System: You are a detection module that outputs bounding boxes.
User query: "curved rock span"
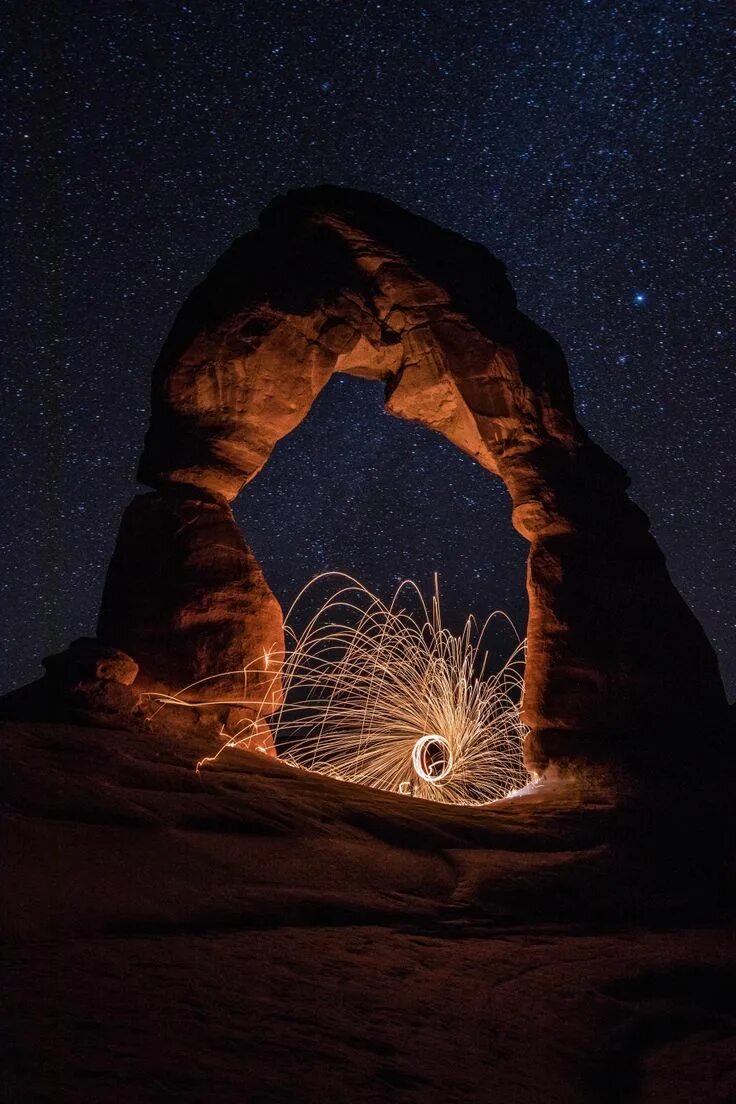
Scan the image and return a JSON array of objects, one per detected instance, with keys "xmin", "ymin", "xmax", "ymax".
[{"xmin": 96, "ymin": 186, "xmax": 727, "ymax": 781}]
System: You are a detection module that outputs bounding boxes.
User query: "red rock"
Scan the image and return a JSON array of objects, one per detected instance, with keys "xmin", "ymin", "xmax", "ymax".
[
  {"xmin": 97, "ymin": 489, "xmax": 283, "ymax": 733},
  {"xmin": 43, "ymin": 637, "xmax": 139, "ymax": 686},
  {"xmin": 97, "ymin": 186, "xmax": 727, "ymax": 779}
]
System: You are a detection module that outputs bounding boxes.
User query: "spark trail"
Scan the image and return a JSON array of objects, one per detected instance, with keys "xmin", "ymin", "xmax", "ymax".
[{"xmin": 152, "ymin": 573, "xmax": 529, "ymax": 805}]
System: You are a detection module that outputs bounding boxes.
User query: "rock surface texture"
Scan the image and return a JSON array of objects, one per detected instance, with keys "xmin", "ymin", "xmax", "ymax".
[
  {"xmin": 3, "ymin": 720, "xmax": 736, "ymax": 1103},
  {"xmin": 95, "ymin": 186, "xmax": 727, "ymax": 783}
]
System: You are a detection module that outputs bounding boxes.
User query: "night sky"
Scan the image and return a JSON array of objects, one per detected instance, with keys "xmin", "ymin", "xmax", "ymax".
[{"xmin": 2, "ymin": 1, "xmax": 734, "ymax": 697}]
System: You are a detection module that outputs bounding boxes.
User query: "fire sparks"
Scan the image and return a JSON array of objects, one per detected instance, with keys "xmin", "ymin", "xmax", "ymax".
[{"xmin": 153, "ymin": 573, "xmax": 529, "ymax": 805}]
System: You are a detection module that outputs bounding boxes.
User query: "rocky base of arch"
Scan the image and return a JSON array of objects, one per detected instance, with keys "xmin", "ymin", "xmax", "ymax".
[
  {"xmin": 96, "ymin": 488, "xmax": 283, "ymax": 704},
  {"xmin": 0, "ymin": 487, "xmax": 284, "ymax": 750}
]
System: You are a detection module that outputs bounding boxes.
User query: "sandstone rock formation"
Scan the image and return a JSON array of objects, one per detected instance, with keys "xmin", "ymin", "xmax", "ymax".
[
  {"xmin": 95, "ymin": 487, "xmax": 283, "ymax": 748},
  {"xmin": 3, "ymin": 189, "xmax": 732, "ymax": 1104},
  {"xmin": 92, "ymin": 186, "xmax": 727, "ymax": 780}
]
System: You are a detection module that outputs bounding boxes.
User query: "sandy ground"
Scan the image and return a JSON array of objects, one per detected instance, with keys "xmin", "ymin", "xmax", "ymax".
[{"xmin": 2, "ymin": 720, "xmax": 735, "ymax": 1103}]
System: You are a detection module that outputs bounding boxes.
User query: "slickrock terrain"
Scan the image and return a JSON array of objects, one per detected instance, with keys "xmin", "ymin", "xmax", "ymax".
[{"xmin": 3, "ymin": 720, "xmax": 735, "ymax": 1103}]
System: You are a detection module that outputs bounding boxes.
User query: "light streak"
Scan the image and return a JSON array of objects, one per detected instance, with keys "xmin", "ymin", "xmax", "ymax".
[
  {"xmin": 411, "ymin": 734, "xmax": 453, "ymax": 783},
  {"xmin": 150, "ymin": 572, "xmax": 529, "ymax": 805}
]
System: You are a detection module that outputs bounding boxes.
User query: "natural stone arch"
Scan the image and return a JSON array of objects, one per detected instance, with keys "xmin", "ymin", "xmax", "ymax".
[{"xmin": 98, "ymin": 186, "xmax": 727, "ymax": 780}]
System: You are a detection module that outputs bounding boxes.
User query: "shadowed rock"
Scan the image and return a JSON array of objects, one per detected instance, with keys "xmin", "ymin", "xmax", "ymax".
[{"xmin": 3, "ymin": 716, "xmax": 735, "ymax": 1103}]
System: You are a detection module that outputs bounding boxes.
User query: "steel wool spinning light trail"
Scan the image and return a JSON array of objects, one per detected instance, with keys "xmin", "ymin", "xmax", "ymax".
[
  {"xmin": 152, "ymin": 573, "xmax": 529, "ymax": 805},
  {"xmin": 275, "ymin": 574, "xmax": 528, "ymax": 804}
]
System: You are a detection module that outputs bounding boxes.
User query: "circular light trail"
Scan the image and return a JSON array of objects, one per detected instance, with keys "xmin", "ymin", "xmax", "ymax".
[{"xmin": 412, "ymin": 734, "xmax": 453, "ymax": 784}]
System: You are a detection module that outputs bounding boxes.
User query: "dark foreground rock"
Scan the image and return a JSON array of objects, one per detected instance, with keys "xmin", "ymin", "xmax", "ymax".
[{"xmin": 3, "ymin": 720, "xmax": 735, "ymax": 1103}]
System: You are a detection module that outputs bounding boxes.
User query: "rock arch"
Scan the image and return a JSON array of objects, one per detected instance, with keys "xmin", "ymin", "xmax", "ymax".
[{"xmin": 98, "ymin": 186, "xmax": 727, "ymax": 780}]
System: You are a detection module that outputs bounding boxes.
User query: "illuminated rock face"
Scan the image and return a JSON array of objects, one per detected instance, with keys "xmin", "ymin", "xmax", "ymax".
[
  {"xmin": 99, "ymin": 186, "xmax": 727, "ymax": 777},
  {"xmin": 95, "ymin": 490, "xmax": 282, "ymax": 747}
]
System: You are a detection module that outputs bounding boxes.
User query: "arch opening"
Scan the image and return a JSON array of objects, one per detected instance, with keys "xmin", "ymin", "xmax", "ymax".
[{"xmin": 235, "ymin": 371, "xmax": 528, "ymax": 651}]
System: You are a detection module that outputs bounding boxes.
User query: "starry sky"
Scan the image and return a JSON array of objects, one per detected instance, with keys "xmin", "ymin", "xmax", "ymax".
[{"xmin": 2, "ymin": 0, "xmax": 734, "ymax": 696}]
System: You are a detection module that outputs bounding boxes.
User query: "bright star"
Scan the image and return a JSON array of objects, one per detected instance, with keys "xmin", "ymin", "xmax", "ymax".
[{"xmin": 633, "ymin": 291, "xmax": 647, "ymax": 305}]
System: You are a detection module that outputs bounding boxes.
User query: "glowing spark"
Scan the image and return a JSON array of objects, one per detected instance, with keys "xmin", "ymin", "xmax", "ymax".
[
  {"xmin": 195, "ymin": 724, "xmax": 236, "ymax": 775},
  {"xmin": 153, "ymin": 573, "xmax": 529, "ymax": 805},
  {"xmin": 275, "ymin": 573, "xmax": 529, "ymax": 804}
]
